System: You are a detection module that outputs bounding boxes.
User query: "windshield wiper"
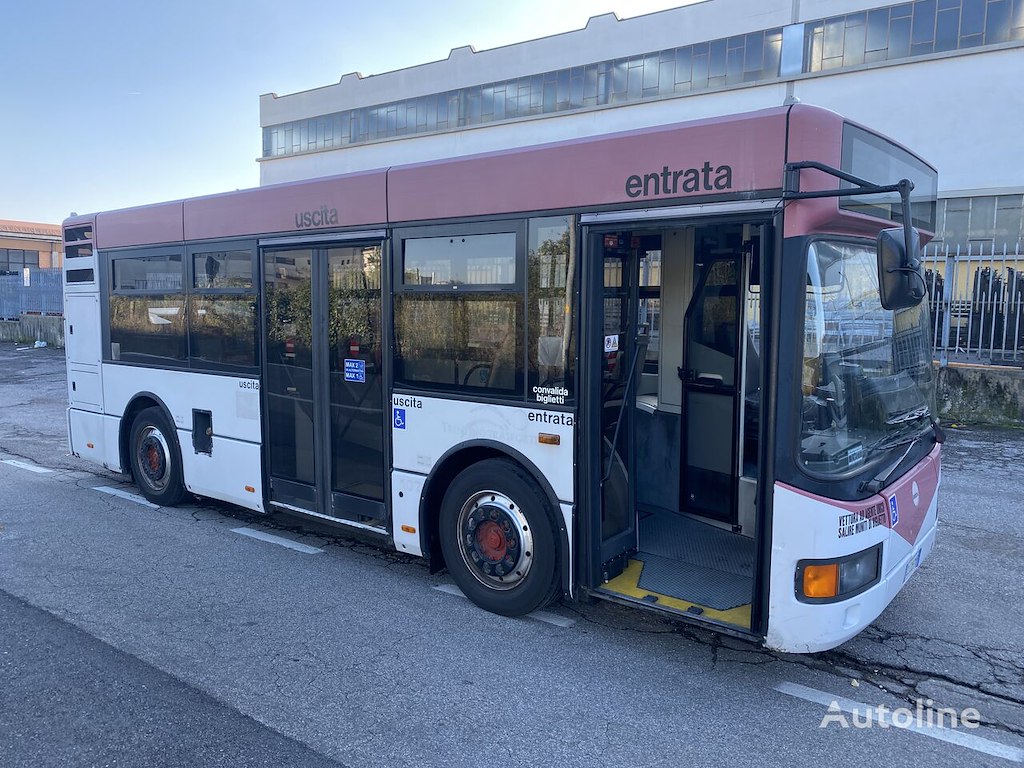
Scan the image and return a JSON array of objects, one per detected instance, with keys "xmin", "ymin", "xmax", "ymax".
[
  {"xmin": 886, "ymin": 405, "xmax": 930, "ymax": 426},
  {"xmin": 859, "ymin": 418, "xmax": 944, "ymax": 494}
]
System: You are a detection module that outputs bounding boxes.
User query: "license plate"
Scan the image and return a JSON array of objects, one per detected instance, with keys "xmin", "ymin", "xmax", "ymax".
[{"xmin": 903, "ymin": 548, "xmax": 923, "ymax": 583}]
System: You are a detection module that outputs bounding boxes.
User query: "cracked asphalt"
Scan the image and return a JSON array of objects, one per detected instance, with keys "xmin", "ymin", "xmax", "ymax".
[{"xmin": 1, "ymin": 343, "xmax": 1022, "ymax": 767}]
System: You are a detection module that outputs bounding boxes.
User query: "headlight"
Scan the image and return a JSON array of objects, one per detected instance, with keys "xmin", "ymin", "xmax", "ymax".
[{"xmin": 796, "ymin": 544, "xmax": 882, "ymax": 602}]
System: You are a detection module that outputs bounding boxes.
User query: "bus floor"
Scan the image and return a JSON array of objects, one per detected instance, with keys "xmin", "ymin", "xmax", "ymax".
[{"xmin": 599, "ymin": 510, "xmax": 754, "ymax": 630}]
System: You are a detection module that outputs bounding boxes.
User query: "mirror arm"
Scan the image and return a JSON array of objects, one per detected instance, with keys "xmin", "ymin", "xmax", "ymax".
[
  {"xmin": 783, "ymin": 161, "xmax": 915, "ymax": 213},
  {"xmin": 897, "ymin": 177, "xmax": 916, "ymax": 269}
]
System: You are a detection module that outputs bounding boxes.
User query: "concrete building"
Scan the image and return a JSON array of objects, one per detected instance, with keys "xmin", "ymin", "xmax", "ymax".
[
  {"xmin": 0, "ymin": 220, "xmax": 63, "ymax": 274},
  {"xmin": 258, "ymin": 0, "xmax": 1024, "ymax": 250}
]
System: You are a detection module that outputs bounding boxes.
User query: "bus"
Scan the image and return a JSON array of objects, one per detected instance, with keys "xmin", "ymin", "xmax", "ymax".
[{"xmin": 62, "ymin": 104, "xmax": 941, "ymax": 653}]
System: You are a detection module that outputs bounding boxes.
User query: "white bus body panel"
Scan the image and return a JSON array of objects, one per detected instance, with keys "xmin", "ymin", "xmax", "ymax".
[
  {"xmin": 390, "ymin": 395, "xmax": 575, "ymax": 564},
  {"xmin": 390, "ymin": 396, "xmax": 575, "ymax": 503},
  {"xmin": 392, "ymin": 470, "xmax": 427, "ymax": 556},
  {"xmin": 67, "ymin": 408, "xmax": 108, "ymax": 466},
  {"xmin": 179, "ymin": 433, "xmax": 265, "ymax": 512},
  {"xmin": 766, "ymin": 446, "xmax": 941, "ymax": 653},
  {"xmin": 65, "ymin": 295, "xmax": 102, "ymax": 366},
  {"xmin": 101, "ymin": 365, "xmax": 261, "ymax": 443},
  {"xmin": 66, "ymin": 367, "xmax": 103, "ymax": 410},
  {"xmin": 69, "ymin": 365, "xmax": 266, "ymax": 511},
  {"xmin": 65, "ymin": 295, "xmax": 103, "ymax": 414}
]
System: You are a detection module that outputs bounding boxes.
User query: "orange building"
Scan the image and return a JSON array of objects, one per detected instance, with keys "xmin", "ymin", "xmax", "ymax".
[{"xmin": 0, "ymin": 219, "xmax": 63, "ymax": 274}]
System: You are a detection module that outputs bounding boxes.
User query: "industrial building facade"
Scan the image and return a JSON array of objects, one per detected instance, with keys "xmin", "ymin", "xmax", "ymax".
[
  {"xmin": 258, "ymin": 0, "xmax": 1024, "ymax": 251},
  {"xmin": 0, "ymin": 220, "xmax": 63, "ymax": 274}
]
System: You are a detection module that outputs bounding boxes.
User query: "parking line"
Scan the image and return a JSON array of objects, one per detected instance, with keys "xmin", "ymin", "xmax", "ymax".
[
  {"xmin": 432, "ymin": 584, "xmax": 575, "ymax": 627},
  {"xmin": 92, "ymin": 486, "xmax": 159, "ymax": 509},
  {"xmin": 1, "ymin": 459, "xmax": 54, "ymax": 474},
  {"xmin": 530, "ymin": 610, "xmax": 576, "ymax": 628},
  {"xmin": 434, "ymin": 584, "xmax": 465, "ymax": 598},
  {"xmin": 776, "ymin": 681, "xmax": 1024, "ymax": 763},
  {"xmin": 231, "ymin": 527, "xmax": 323, "ymax": 554}
]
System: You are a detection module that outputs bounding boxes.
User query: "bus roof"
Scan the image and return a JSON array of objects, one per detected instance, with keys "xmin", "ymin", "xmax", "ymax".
[{"xmin": 65, "ymin": 104, "xmax": 933, "ymax": 249}]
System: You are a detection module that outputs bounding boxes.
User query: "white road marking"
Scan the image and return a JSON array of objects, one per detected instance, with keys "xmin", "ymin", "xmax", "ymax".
[
  {"xmin": 231, "ymin": 527, "xmax": 323, "ymax": 554},
  {"xmin": 92, "ymin": 486, "xmax": 159, "ymax": 509},
  {"xmin": 530, "ymin": 610, "xmax": 576, "ymax": 628},
  {"xmin": 434, "ymin": 584, "xmax": 465, "ymax": 598},
  {"xmin": 432, "ymin": 584, "xmax": 575, "ymax": 627},
  {"xmin": 1, "ymin": 459, "xmax": 54, "ymax": 474},
  {"xmin": 776, "ymin": 681, "xmax": 1024, "ymax": 763}
]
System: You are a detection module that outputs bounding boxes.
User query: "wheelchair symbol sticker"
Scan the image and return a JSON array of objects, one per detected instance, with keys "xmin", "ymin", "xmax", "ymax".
[
  {"xmin": 888, "ymin": 495, "xmax": 899, "ymax": 527},
  {"xmin": 393, "ymin": 408, "xmax": 406, "ymax": 430}
]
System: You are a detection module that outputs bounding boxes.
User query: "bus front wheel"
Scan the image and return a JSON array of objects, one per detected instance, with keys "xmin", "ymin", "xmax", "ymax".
[
  {"xmin": 439, "ymin": 459, "xmax": 560, "ymax": 616},
  {"xmin": 129, "ymin": 407, "xmax": 188, "ymax": 507}
]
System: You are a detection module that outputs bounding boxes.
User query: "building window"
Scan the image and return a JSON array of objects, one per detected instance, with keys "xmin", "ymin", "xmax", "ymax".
[
  {"xmin": 261, "ymin": 27, "xmax": 783, "ymax": 158},
  {"xmin": 0, "ymin": 249, "xmax": 40, "ymax": 275},
  {"xmin": 261, "ymin": 0, "xmax": 1021, "ymax": 160},
  {"xmin": 805, "ymin": 0, "xmax": 1024, "ymax": 72},
  {"xmin": 931, "ymin": 194, "xmax": 1024, "ymax": 251}
]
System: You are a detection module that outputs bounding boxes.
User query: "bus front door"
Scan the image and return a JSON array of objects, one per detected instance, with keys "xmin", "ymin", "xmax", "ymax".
[
  {"xmin": 262, "ymin": 242, "xmax": 386, "ymax": 527},
  {"xmin": 594, "ymin": 231, "xmax": 640, "ymax": 580}
]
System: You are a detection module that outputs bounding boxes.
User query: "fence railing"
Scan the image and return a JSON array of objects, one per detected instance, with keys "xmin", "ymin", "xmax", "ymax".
[
  {"xmin": 923, "ymin": 243, "xmax": 1024, "ymax": 366},
  {"xmin": 0, "ymin": 269, "xmax": 64, "ymax": 320}
]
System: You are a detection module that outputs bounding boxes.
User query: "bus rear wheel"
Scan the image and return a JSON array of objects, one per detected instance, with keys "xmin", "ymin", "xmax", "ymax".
[
  {"xmin": 129, "ymin": 407, "xmax": 187, "ymax": 506},
  {"xmin": 439, "ymin": 459, "xmax": 560, "ymax": 616}
]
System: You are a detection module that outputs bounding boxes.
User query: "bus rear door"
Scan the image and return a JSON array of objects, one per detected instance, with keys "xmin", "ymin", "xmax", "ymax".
[{"xmin": 261, "ymin": 237, "xmax": 388, "ymax": 528}]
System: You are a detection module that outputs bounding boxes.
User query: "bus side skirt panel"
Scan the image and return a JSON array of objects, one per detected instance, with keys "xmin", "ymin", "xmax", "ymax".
[{"xmin": 178, "ymin": 431, "xmax": 265, "ymax": 513}]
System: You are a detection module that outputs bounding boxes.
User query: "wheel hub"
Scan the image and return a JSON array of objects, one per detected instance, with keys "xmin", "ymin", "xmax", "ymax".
[
  {"xmin": 136, "ymin": 427, "xmax": 170, "ymax": 490},
  {"xmin": 458, "ymin": 491, "xmax": 534, "ymax": 590}
]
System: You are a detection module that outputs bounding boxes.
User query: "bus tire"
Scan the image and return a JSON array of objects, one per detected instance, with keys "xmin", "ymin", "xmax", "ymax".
[
  {"xmin": 439, "ymin": 458, "xmax": 560, "ymax": 616},
  {"xmin": 129, "ymin": 407, "xmax": 188, "ymax": 506}
]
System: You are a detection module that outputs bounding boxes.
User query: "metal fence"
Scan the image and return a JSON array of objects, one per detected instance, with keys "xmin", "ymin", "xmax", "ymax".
[
  {"xmin": 923, "ymin": 243, "xmax": 1024, "ymax": 366},
  {"xmin": 0, "ymin": 269, "xmax": 64, "ymax": 320}
]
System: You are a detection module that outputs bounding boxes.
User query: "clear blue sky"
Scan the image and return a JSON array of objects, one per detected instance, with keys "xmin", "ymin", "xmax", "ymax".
[{"xmin": 1, "ymin": 0, "xmax": 690, "ymax": 225}]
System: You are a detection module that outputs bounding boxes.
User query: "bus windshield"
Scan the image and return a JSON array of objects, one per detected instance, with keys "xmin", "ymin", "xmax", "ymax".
[{"xmin": 800, "ymin": 239, "xmax": 936, "ymax": 478}]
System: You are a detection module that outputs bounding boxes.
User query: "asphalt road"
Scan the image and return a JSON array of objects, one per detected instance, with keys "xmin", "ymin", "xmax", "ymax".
[{"xmin": 1, "ymin": 343, "xmax": 1022, "ymax": 767}]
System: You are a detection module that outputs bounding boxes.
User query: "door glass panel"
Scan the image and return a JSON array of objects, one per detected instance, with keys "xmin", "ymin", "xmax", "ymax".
[
  {"xmin": 682, "ymin": 256, "xmax": 740, "ymax": 522},
  {"xmin": 264, "ymin": 249, "xmax": 315, "ymax": 486},
  {"xmin": 328, "ymin": 246, "xmax": 384, "ymax": 501},
  {"xmin": 686, "ymin": 259, "xmax": 738, "ymax": 386},
  {"xmin": 600, "ymin": 240, "xmax": 633, "ymax": 549}
]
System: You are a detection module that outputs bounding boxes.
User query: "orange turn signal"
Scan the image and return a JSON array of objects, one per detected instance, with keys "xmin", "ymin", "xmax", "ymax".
[
  {"xmin": 244, "ymin": 485, "xmax": 255, "ymax": 493},
  {"xmin": 401, "ymin": 524, "xmax": 416, "ymax": 534},
  {"xmin": 538, "ymin": 433, "xmax": 561, "ymax": 445},
  {"xmin": 802, "ymin": 563, "xmax": 839, "ymax": 599}
]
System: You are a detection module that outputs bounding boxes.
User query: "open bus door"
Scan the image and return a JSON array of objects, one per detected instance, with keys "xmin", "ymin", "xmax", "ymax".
[
  {"xmin": 591, "ymin": 230, "xmax": 640, "ymax": 580},
  {"xmin": 584, "ymin": 218, "xmax": 769, "ymax": 635}
]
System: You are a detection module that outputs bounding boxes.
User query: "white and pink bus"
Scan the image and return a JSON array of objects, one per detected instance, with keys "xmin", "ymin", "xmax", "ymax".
[{"xmin": 62, "ymin": 104, "xmax": 941, "ymax": 652}]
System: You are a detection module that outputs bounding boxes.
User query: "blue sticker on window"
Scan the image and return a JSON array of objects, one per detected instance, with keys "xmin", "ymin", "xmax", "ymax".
[
  {"xmin": 393, "ymin": 408, "xmax": 406, "ymax": 430},
  {"xmin": 344, "ymin": 359, "xmax": 366, "ymax": 383},
  {"xmin": 888, "ymin": 495, "xmax": 899, "ymax": 527}
]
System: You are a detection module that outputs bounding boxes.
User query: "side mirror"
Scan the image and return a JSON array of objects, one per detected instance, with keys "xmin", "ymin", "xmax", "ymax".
[{"xmin": 877, "ymin": 227, "xmax": 924, "ymax": 310}]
